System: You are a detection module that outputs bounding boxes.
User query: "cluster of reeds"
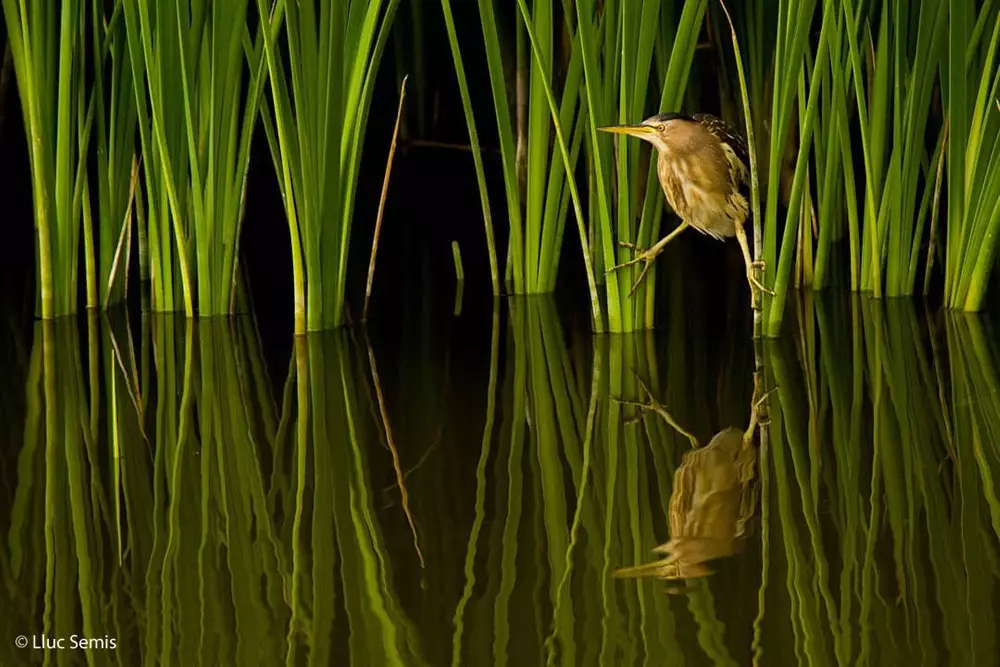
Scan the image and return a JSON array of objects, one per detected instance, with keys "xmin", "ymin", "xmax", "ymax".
[
  {"xmin": 2, "ymin": 1, "xmax": 398, "ymax": 333},
  {"xmin": 743, "ymin": 0, "xmax": 1000, "ymax": 335},
  {"xmin": 440, "ymin": 0, "xmax": 708, "ymax": 332},
  {"xmin": 256, "ymin": 0, "xmax": 400, "ymax": 332},
  {"xmin": 122, "ymin": 0, "xmax": 268, "ymax": 316},
  {"xmin": 439, "ymin": 1, "xmax": 1000, "ymax": 335},
  {"xmin": 5, "ymin": 1, "xmax": 1000, "ymax": 334},
  {"xmin": 2, "ymin": 1, "xmax": 90, "ymax": 319}
]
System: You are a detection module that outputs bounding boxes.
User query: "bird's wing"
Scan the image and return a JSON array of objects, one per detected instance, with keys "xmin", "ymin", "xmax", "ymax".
[{"xmin": 692, "ymin": 113, "xmax": 749, "ymax": 185}]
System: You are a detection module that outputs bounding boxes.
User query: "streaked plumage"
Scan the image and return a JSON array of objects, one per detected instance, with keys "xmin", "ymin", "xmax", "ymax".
[{"xmin": 599, "ymin": 112, "xmax": 771, "ymax": 306}]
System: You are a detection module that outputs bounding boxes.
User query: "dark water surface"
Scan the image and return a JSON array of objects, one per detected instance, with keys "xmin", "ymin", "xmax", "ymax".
[{"xmin": 2, "ymin": 288, "xmax": 1000, "ymax": 666}]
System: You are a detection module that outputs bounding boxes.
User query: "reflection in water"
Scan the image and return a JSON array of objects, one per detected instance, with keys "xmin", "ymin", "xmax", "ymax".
[
  {"xmin": 2, "ymin": 295, "xmax": 1000, "ymax": 664},
  {"xmin": 614, "ymin": 381, "xmax": 771, "ymax": 585}
]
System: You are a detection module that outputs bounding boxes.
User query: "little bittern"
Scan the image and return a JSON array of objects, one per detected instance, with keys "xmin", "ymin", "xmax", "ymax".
[{"xmin": 600, "ymin": 113, "xmax": 772, "ymax": 307}]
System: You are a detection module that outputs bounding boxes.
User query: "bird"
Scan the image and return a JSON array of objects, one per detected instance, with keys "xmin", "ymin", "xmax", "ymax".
[{"xmin": 599, "ymin": 112, "xmax": 772, "ymax": 308}]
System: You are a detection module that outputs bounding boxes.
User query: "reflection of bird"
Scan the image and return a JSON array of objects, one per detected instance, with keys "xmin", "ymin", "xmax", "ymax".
[
  {"xmin": 614, "ymin": 427, "xmax": 757, "ymax": 584},
  {"xmin": 600, "ymin": 113, "xmax": 772, "ymax": 308},
  {"xmin": 614, "ymin": 379, "xmax": 773, "ymax": 585}
]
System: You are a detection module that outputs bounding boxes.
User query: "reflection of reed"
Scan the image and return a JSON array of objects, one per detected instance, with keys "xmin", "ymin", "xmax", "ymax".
[
  {"xmin": 1, "ymin": 319, "xmax": 124, "ymax": 665},
  {"xmin": 0, "ymin": 317, "xmax": 428, "ymax": 666},
  {"xmin": 7, "ymin": 294, "xmax": 1000, "ymax": 665},
  {"xmin": 752, "ymin": 295, "xmax": 1000, "ymax": 666},
  {"xmin": 446, "ymin": 296, "xmax": 748, "ymax": 665},
  {"xmin": 273, "ymin": 330, "xmax": 427, "ymax": 666}
]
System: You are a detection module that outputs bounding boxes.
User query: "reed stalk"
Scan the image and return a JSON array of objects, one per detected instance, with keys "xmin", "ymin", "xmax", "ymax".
[
  {"xmin": 90, "ymin": 0, "xmax": 140, "ymax": 310},
  {"xmin": 2, "ymin": 0, "xmax": 90, "ymax": 318},
  {"xmin": 757, "ymin": 0, "xmax": 817, "ymax": 335},
  {"xmin": 945, "ymin": 5, "xmax": 1000, "ymax": 310},
  {"xmin": 717, "ymin": 0, "xmax": 763, "ymax": 332},
  {"xmin": 256, "ymin": 0, "xmax": 401, "ymax": 333},
  {"xmin": 122, "ymin": 0, "xmax": 267, "ymax": 317},
  {"xmin": 437, "ymin": 1, "xmax": 589, "ymax": 304},
  {"xmin": 578, "ymin": 0, "xmax": 708, "ymax": 332},
  {"xmin": 364, "ymin": 75, "xmax": 408, "ymax": 322}
]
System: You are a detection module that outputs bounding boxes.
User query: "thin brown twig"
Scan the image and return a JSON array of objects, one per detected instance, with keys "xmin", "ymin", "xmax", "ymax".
[
  {"xmin": 364, "ymin": 75, "xmax": 408, "ymax": 322},
  {"xmin": 365, "ymin": 333, "xmax": 425, "ymax": 569},
  {"xmin": 105, "ymin": 154, "xmax": 142, "ymax": 306}
]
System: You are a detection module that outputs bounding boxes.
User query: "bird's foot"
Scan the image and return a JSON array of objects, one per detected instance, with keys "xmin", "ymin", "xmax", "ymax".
[
  {"xmin": 606, "ymin": 241, "xmax": 661, "ymax": 297},
  {"xmin": 747, "ymin": 271, "xmax": 774, "ymax": 297},
  {"xmin": 746, "ymin": 260, "xmax": 773, "ymax": 310}
]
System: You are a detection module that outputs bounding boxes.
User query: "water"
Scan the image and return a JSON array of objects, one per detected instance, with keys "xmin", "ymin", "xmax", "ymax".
[{"xmin": 1, "ymin": 290, "xmax": 999, "ymax": 666}]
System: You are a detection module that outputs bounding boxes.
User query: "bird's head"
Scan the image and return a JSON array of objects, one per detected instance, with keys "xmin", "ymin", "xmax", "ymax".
[{"xmin": 598, "ymin": 113, "xmax": 690, "ymax": 153}]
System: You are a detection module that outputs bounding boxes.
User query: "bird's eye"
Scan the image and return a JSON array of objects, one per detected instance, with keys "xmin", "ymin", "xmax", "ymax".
[{"xmin": 656, "ymin": 124, "xmax": 665, "ymax": 132}]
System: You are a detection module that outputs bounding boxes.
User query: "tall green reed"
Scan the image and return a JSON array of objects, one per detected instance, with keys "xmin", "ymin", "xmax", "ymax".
[
  {"xmin": 944, "ymin": 3, "xmax": 1000, "ymax": 310},
  {"xmin": 777, "ymin": 0, "xmax": 950, "ymax": 304},
  {"xmin": 578, "ymin": 0, "xmax": 707, "ymax": 332},
  {"xmin": 439, "ymin": 0, "xmax": 588, "ymax": 299},
  {"xmin": 440, "ymin": 0, "xmax": 706, "ymax": 332},
  {"xmin": 122, "ymin": 0, "xmax": 266, "ymax": 317},
  {"xmin": 756, "ymin": 0, "xmax": 821, "ymax": 336},
  {"xmin": 2, "ymin": 0, "xmax": 90, "ymax": 318},
  {"xmin": 757, "ymin": 0, "xmax": 1000, "ymax": 331},
  {"xmin": 256, "ymin": 0, "xmax": 401, "ymax": 333}
]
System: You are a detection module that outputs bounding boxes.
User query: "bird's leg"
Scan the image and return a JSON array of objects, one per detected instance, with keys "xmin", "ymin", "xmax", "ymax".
[
  {"xmin": 733, "ymin": 222, "xmax": 774, "ymax": 310},
  {"xmin": 614, "ymin": 375, "xmax": 700, "ymax": 448},
  {"xmin": 607, "ymin": 221, "xmax": 690, "ymax": 297}
]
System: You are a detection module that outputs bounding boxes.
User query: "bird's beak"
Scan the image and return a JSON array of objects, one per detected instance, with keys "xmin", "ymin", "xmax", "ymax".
[{"xmin": 598, "ymin": 123, "xmax": 657, "ymax": 139}]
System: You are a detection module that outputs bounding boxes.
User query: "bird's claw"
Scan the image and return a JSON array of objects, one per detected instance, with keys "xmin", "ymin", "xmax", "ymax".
[
  {"xmin": 606, "ymin": 242, "xmax": 659, "ymax": 297},
  {"xmin": 747, "ymin": 271, "xmax": 774, "ymax": 297},
  {"xmin": 606, "ymin": 241, "xmax": 651, "ymax": 271}
]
